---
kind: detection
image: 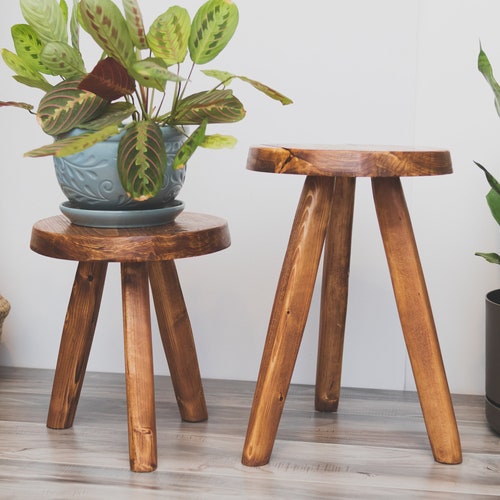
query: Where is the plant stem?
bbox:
[154,91,167,121]
[139,85,149,120]
[175,62,195,107]
[135,87,148,119]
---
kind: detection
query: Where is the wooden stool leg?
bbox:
[47,261,107,429]
[315,177,356,412]
[121,262,157,472]
[372,177,462,464]
[148,260,208,422]
[242,176,335,467]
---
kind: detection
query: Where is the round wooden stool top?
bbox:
[30,213,231,262]
[247,145,452,177]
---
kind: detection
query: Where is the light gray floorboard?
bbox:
[0,367,498,499]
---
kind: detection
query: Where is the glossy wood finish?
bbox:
[47,261,108,429]
[372,177,461,464]
[242,146,461,467]
[149,260,208,423]
[315,177,356,412]
[243,176,335,467]
[0,368,498,498]
[247,145,453,177]
[30,213,231,262]
[30,213,230,472]
[121,262,157,472]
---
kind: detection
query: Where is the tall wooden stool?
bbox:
[30,213,230,472]
[242,146,462,467]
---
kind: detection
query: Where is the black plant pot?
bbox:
[486,289,500,434]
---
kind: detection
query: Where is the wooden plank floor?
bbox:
[0,367,499,499]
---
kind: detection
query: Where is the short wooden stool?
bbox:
[30,213,230,472]
[242,146,462,467]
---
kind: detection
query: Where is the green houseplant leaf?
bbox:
[20,0,68,44]
[131,58,184,92]
[1,48,52,91]
[201,133,237,149]
[78,101,136,130]
[203,69,294,105]
[475,161,500,226]
[25,124,119,157]
[475,252,500,264]
[172,89,245,124]
[40,41,85,77]
[11,24,56,75]
[122,0,148,50]
[60,0,69,23]
[70,0,80,50]
[79,0,136,69]
[173,120,207,169]
[117,120,168,200]
[486,187,500,226]
[189,0,238,65]
[475,161,500,195]
[37,77,108,135]
[148,6,191,65]
[478,46,500,118]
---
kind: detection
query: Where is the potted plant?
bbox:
[0,0,291,226]
[475,45,500,434]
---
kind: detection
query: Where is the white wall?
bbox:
[0,0,497,395]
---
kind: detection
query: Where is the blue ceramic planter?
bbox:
[53,126,187,227]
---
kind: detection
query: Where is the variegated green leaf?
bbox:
[37,77,108,135]
[12,75,53,92]
[173,121,207,170]
[148,7,190,65]
[11,24,55,75]
[202,70,293,105]
[24,124,119,157]
[41,42,85,77]
[201,134,237,149]
[1,48,52,90]
[70,0,80,50]
[60,0,69,23]
[130,68,165,94]
[78,102,135,130]
[132,58,183,92]
[202,69,234,84]
[13,74,53,92]
[229,76,293,105]
[79,0,136,69]
[173,89,245,124]
[20,0,68,44]
[117,121,167,200]
[122,0,148,50]
[189,0,238,65]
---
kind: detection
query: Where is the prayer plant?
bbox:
[0,0,292,201]
[476,46,500,264]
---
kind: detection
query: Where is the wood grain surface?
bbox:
[247,145,452,177]
[30,213,231,262]
[242,171,460,467]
